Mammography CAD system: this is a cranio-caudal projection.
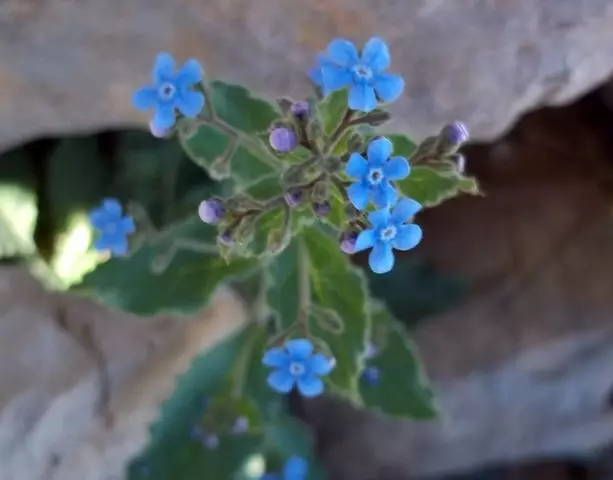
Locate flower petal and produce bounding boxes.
[89,208,107,230]
[360,37,390,73]
[151,104,176,131]
[345,153,369,179]
[392,224,423,251]
[152,52,176,84]
[120,217,136,235]
[175,91,205,118]
[348,84,377,113]
[347,182,370,211]
[102,198,122,217]
[307,353,334,375]
[283,456,309,479]
[372,181,397,209]
[93,236,110,253]
[132,87,158,111]
[108,236,129,256]
[391,197,422,224]
[176,59,202,87]
[326,39,359,66]
[285,338,313,360]
[383,156,410,180]
[262,347,290,368]
[374,73,405,103]
[368,242,395,274]
[267,369,295,393]
[321,64,353,91]
[367,207,391,229]
[297,374,324,398]
[367,137,393,165]
[354,229,376,253]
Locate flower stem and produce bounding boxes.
[326,108,356,154]
[297,237,311,336]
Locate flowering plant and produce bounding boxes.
[74,37,479,479]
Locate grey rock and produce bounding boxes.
[2,0,613,149]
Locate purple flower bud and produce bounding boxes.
[361,366,381,386]
[218,229,235,247]
[340,231,358,254]
[232,416,249,433]
[284,188,304,208]
[198,198,225,224]
[269,127,297,153]
[148,120,171,138]
[203,434,219,449]
[442,121,469,146]
[312,201,331,218]
[290,101,310,121]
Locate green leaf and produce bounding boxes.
[360,304,438,419]
[72,216,257,316]
[179,81,281,185]
[127,324,267,480]
[0,148,38,259]
[397,161,480,208]
[319,90,348,135]
[387,133,418,158]
[265,228,370,398]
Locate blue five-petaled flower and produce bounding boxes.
[260,456,309,480]
[346,136,410,210]
[132,52,205,131]
[262,338,334,398]
[354,198,423,274]
[89,198,135,256]
[310,37,405,112]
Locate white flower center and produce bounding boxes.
[289,362,305,376]
[353,64,373,80]
[368,168,384,185]
[158,82,176,100]
[380,225,397,242]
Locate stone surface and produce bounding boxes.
[0,267,248,480]
[2,0,613,150]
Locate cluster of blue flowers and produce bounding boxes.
[86,36,469,480]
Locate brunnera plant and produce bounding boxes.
[72,37,480,479]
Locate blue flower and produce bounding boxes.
[345,136,410,210]
[132,52,205,131]
[354,198,423,274]
[262,338,334,398]
[312,37,405,112]
[261,456,309,480]
[89,198,135,256]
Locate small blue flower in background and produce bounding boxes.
[89,198,135,256]
[261,456,309,480]
[311,37,405,112]
[354,198,423,274]
[132,52,205,131]
[361,366,381,386]
[262,338,334,397]
[345,136,410,210]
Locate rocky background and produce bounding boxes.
[2,1,613,479]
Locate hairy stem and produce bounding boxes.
[296,238,311,336]
[326,108,356,154]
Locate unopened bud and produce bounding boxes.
[269,127,297,153]
[284,188,304,208]
[321,156,342,174]
[438,121,469,154]
[310,180,328,203]
[339,231,358,254]
[290,101,310,121]
[313,201,331,218]
[198,198,225,224]
[218,228,236,247]
[361,366,381,386]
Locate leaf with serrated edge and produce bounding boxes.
[360,303,438,419]
[179,81,281,185]
[72,216,257,316]
[265,228,370,398]
[127,324,269,480]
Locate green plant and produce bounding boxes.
[1,37,480,479]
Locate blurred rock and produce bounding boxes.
[0,266,248,480]
[2,0,613,149]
